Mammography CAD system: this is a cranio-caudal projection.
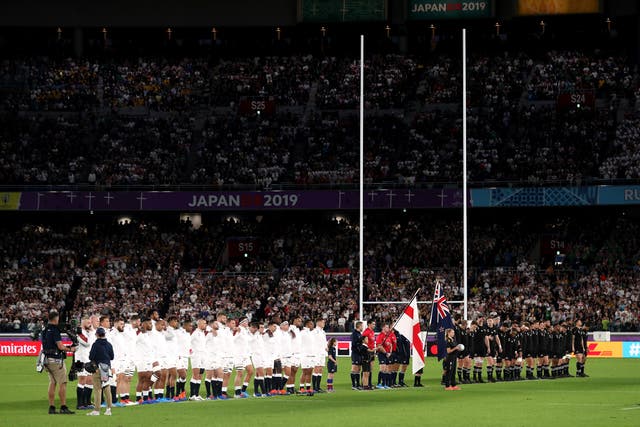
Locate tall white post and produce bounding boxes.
[462,29,468,320]
[359,35,365,322]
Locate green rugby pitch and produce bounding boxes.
[1,357,639,427]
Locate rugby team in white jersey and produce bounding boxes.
[72,312,330,409]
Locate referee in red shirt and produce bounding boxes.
[361,321,376,390]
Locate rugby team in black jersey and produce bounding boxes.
[450,317,589,385]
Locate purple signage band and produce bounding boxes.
[9,190,465,211]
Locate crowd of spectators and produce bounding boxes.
[2,211,639,332]
[1,50,640,186]
[0,114,192,185]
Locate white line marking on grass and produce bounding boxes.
[621,406,640,411]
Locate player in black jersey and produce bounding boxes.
[471,319,485,383]
[521,322,536,380]
[454,319,466,384]
[538,322,552,379]
[512,323,523,380]
[573,320,588,377]
[561,323,574,377]
[484,317,502,383]
[551,324,565,378]
[496,322,509,381]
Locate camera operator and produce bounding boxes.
[86,327,114,416]
[41,311,76,414]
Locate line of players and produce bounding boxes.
[452,316,589,385]
[72,312,331,409]
[349,320,423,390]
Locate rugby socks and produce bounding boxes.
[544,365,550,378]
[76,385,84,407]
[136,392,142,402]
[242,382,249,393]
[254,378,261,394]
[190,380,197,397]
[221,386,228,397]
[536,366,542,378]
[142,391,149,401]
[392,371,398,386]
[214,379,223,396]
[154,389,164,399]
[487,366,494,380]
[377,372,382,386]
[85,384,93,406]
[350,372,359,387]
[398,372,405,385]
[265,376,272,392]
[312,374,320,391]
[111,385,117,404]
[474,366,483,382]
[120,393,130,402]
[463,367,471,382]
[205,379,211,397]
[457,367,463,382]
[496,366,502,380]
[235,386,242,397]
[274,373,282,390]
[327,378,334,391]
[177,378,186,394]
[282,375,289,391]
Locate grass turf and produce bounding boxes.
[1,357,639,426]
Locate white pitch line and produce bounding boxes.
[621,406,640,411]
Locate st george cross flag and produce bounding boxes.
[394,294,425,374]
[429,280,455,361]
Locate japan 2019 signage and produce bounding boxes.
[409,0,493,20]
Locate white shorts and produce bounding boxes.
[313,356,325,367]
[135,360,153,373]
[115,359,136,376]
[301,356,315,370]
[191,353,207,370]
[289,355,301,368]
[251,355,267,369]
[176,355,189,370]
[222,357,234,373]
[165,356,177,369]
[234,356,251,370]
[205,355,221,371]
[281,356,292,368]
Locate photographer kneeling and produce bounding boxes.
[86,327,114,416]
[41,310,76,414]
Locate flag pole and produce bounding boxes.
[359,34,365,323]
[424,279,441,355]
[389,287,421,331]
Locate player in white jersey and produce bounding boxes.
[232,317,253,398]
[164,316,180,400]
[249,322,268,397]
[263,321,280,395]
[75,317,95,409]
[189,319,207,400]
[279,321,294,395]
[174,320,192,400]
[312,319,327,393]
[135,318,157,403]
[204,319,221,399]
[216,314,235,399]
[289,317,303,392]
[299,319,315,394]
[150,319,169,401]
[111,318,135,406]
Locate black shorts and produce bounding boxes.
[397,357,409,365]
[496,355,504,363]
[362,361,371,373]
[351,354,362,366]
[389,353,399,364]
[378,354,389,365]
[327,362,337,374]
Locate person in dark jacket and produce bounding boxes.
[87,327,114,416]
